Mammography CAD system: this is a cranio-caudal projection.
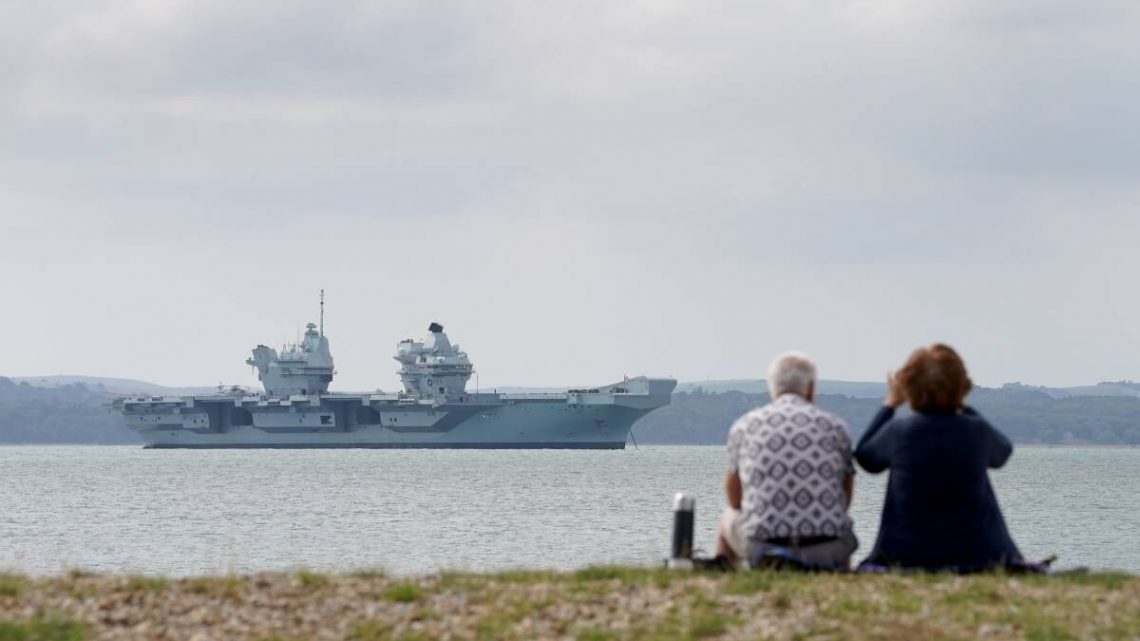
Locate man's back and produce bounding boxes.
[726,394,854,541]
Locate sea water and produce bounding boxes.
[0,445,1136,576]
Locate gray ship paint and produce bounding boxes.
[113,303,675,449]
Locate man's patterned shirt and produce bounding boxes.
[726,394,855,541]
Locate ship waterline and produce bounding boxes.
[116,297,675,449]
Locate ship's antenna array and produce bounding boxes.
[319,289,325,337]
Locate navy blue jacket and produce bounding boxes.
[855,406,1022,570]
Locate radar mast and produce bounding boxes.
[319,289,325,338]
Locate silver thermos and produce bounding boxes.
[668,492,695,569]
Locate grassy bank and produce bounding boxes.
[0,567,1137,641]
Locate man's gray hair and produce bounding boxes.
[767,351,818,398]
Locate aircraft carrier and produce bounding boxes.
[113,296,676,449]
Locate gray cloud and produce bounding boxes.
[2,0,1138,389]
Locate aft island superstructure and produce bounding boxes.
[114,301,675,449]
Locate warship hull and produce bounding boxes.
[120,378,675,450]
[114,311,676,449]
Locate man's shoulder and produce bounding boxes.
[800,403,851,438]
[811,405,848,426]
[729,403,779,433]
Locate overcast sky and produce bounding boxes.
[2,0,1138,390]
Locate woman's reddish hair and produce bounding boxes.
[898,343,973,413]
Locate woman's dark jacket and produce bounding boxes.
[855,406,1022,571]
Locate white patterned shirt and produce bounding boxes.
[726,394,855,541]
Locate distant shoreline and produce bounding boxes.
[6,376,1140,445]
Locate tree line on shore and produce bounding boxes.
[0,377,139,444]
[636,386,1140,445]
[2,375,1139,445]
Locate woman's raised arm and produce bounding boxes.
[855,406,897,473]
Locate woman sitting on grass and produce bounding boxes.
[855,344,1023,572]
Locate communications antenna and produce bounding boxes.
[319,289,325,337]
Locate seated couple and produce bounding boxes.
[717,344,1023,571]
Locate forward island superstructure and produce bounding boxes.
[114,299,675,449]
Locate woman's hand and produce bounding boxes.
[884,371,906,408]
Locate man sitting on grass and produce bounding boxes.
[717,351,858,568]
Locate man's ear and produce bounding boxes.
[806,381,816,403]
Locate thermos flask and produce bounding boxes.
[668,492,695,569]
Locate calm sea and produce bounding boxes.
[0,445,1136,576]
